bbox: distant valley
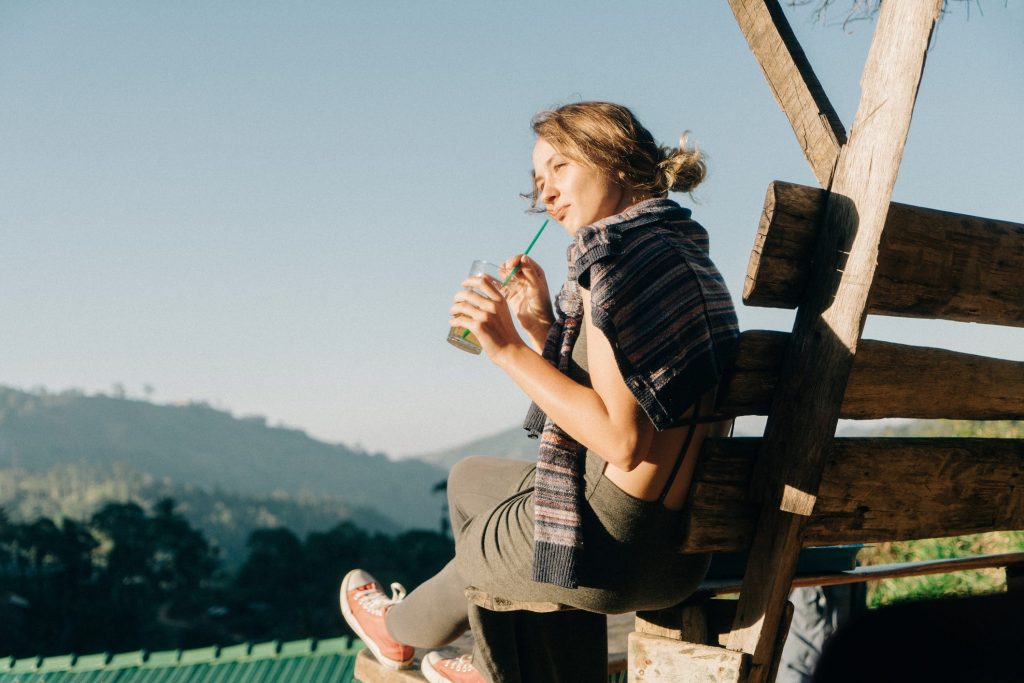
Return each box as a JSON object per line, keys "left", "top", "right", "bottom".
{"left": 0, "top": 386, "right": 452, "bottom": 565}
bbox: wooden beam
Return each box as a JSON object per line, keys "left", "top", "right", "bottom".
{"left": 635, "top": 605, "right": 709, "bottom": 643}
{"left": 745, "top": 182, "right": 1024, "bottom": 327}
{"left": 681, "top": 438, "right": 1024, "bottom": 553}
{"left": 628, "top": 633, "right": 750, "bottom": 682}
{"left": 727, "top": 4, "right": 942, "bottom": 679}
{"left": 718, "top": 330, "right": 1024, "bottom": 420}
{"left": 726, "top": 0, "right": 846, "bottom": 187}
{"left": 695, "top": 553, "right": 1024, "bottom": 596}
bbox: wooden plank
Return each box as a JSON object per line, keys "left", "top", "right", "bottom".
{"left": 354, "top": 651, "right": 423, "bottom": 683}
{"left": 728, "top": 4, "right": 943, "bottom": 680}
{"left": 635, "top": 605, "right": 708, "bottom": 643}
{"left": 628, "top": 633, "right": 749, "bottom": 682}
{"left": 353, "top": 614, "right": 634, "bottom": 682}
{"left": 718, "top": 330, "right": 1024, "bottom": 420}
{"left": 696, "top": 553, "right": 1024, "bottom": 596}
{"left": 745, "top": 181, "right": 1024, "bottom": 327}
{"left": 726, "top": 0, "right": 846, "bottom": 187}
{"left": 680, "top": 438, "right": 1024, "bottom": 553}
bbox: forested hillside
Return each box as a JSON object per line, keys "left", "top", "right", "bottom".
{"left": 0, "top": 387, "right": 448, "bottom": 554}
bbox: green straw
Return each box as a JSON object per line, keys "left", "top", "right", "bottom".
{"left": 461, "top": 219, "right": 549, "bottom": 340}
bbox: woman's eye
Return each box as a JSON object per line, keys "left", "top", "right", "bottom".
{"left": 554, "top": 163, "right": 566, "bottom": 172}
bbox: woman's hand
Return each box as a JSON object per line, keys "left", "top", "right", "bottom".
{"left": 500, "top": 254, "right": 554, "bottom": 351}
{"left": 449, "top": 275, "right": 526, "bottom": 363}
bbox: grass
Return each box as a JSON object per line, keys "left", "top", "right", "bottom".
{"left": 857, "top": 530, "right": 1024, "bottom": 607}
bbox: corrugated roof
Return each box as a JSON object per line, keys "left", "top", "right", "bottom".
{"left": 4, "top": 638, "right": 629, "bottom": 682}
{"left": 0, "top": 637, "right": 362, "bottom": 683}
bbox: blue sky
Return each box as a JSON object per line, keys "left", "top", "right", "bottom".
{"left": 1, "top": 1, "right": 1021, "bottom": 455}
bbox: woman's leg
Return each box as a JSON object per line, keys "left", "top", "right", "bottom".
{"left": 385, "top": 456, "right": 535, "bottom": 649}
{"left": 386, "top": 559, "right": 469, "bottom": 648}
{"left": 447, "top": 455, "right": 535, "bottom": 538}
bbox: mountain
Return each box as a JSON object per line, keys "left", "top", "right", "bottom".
{"left": 0, "top": 386, "right": 448, "bottom": 533}
{"left": 412, "top": 426, "right": 538, "bottom": 470}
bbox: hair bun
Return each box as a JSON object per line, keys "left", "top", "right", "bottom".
{"left": 657, "top": 132, "right": 706, "bottom": 194}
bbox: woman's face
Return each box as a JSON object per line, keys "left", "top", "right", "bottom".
{"left": 532, "top": 138, "right": 629, "bottom": 235}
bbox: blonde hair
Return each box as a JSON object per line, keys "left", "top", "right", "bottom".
{"left": 528, "top": 101, "right": 706, "bottom": 207}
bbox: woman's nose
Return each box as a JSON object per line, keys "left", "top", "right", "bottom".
{"left": 541, "top": 183, "right": 557, "bottom": 207}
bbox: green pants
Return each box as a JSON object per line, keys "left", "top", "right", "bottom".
{"left": 387, "top": 453, "right": 710, "bottom": 682}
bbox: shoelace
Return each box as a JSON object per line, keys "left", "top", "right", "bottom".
{"left": 441, "top": 654, "right": 476, "bottom": 673}
{"left": 354, "top": 582, "right": 407, "bottom": 616}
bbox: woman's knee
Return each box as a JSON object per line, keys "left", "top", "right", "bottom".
{"left": 447, "top": 455, "right": 520, "bottom": 502}
{"left": 448, "top": 455, "right": 487, "bottom": 491}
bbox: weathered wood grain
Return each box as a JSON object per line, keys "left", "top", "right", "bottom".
{"left": 718, "top": 330, "right": 1024, "bottom": 419}
{"left": 635, "top": 605, "right": 709, "bottom": 644}
{"left": 628, "top": 633, "right": 750, "bottom": 682}
{"left": 354, "top": 618, "right": 633, "bottom": 682}
{"left": 745, "top": 182, "right": 1024, "bottom": 327}
{"left": 726, "top": 0, "right": 845, "bottom": 187}
{"left": 680, "top": 438, "right": 1024, "bottom": 553}
{"left": 728, "top": 3, "right": 943, "bottom": 676}
{"left": 354, "top": 651, "right": 424, "bottom": 683}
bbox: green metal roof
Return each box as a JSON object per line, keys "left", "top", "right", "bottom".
{"left": 1, "top": 637, "right": 363, "bottom": 683}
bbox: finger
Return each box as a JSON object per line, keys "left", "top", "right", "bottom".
{"left": 461, "top": 275, "right": 504, "bottom": 297}
{"left": 520, "top": 254, "right": 543, "bottom": 272}
{"left": 513, "top": 256, "right": 541, "bottom": 283}
{"left": 472, "top": 275, "right": 505, "bottom": 302}
{"left": 449, "top": 301, "right": 486, "bottom": 320}
{"left": 462, "top": 289, "right": 498, "bottom": 313}
{"left": 449, "top": 316, "right": 480, "bottom": 335}
{"left": 500, "top": 255, "right": 523, "bottom": 276}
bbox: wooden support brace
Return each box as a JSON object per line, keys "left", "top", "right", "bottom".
{"left": 725, "top": 3, "right": 943, "bottom": 682}
{"left": 727, "top": 0, "right": 846, "bottom": 187}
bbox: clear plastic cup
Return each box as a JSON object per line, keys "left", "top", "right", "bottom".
{"left": 447, "top": 260, "right": 502, "bottom": 354}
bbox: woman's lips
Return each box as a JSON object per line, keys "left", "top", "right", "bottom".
{"left": 551, "top": 205, "right": 569, "bottom": 222}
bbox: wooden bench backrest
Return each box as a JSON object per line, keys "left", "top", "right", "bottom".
{"left": 680, "top": 181, "right": 1024, "bottom": 555}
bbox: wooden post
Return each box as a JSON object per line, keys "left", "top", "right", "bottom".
{"left": 725, "top": 2, "right": 943, "bottom": 682}
{"left": 726, "top": 0, "right": 846, "bottom": 187}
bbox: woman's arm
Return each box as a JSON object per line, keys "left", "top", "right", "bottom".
{"left": 449, "top": 277, "right": 653, "bottom": 471}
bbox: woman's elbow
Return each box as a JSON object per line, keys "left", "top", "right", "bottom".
{"left": 608, "top": 435, "right": 645, "bottom": 472}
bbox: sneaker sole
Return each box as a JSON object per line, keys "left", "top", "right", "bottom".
{"left": 339, "top": 569, "right": 414, "bottom": 670}
{"left": 420, "top": 654, "right": 449, "bottom": 683}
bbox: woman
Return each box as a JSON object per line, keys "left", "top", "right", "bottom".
{"left": 340, "top": 101, "right": 740, "bottom": 683}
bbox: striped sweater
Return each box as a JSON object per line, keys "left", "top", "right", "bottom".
{"left": 528, "top": 197, "right": 740, "bottom": 588}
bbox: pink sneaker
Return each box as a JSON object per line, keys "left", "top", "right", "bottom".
{"left": 339, "top": 569, "right": 414, "bottom": 669}
{"left": 422, "top": 652, "right": 486, "bottom": 683}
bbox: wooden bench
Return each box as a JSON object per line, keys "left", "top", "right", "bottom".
{"left": 617, "top": 177, "right": 1024, "bottom": 681}
{"left": 352, "top": 178, "right": 1024, "bottom": 683}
